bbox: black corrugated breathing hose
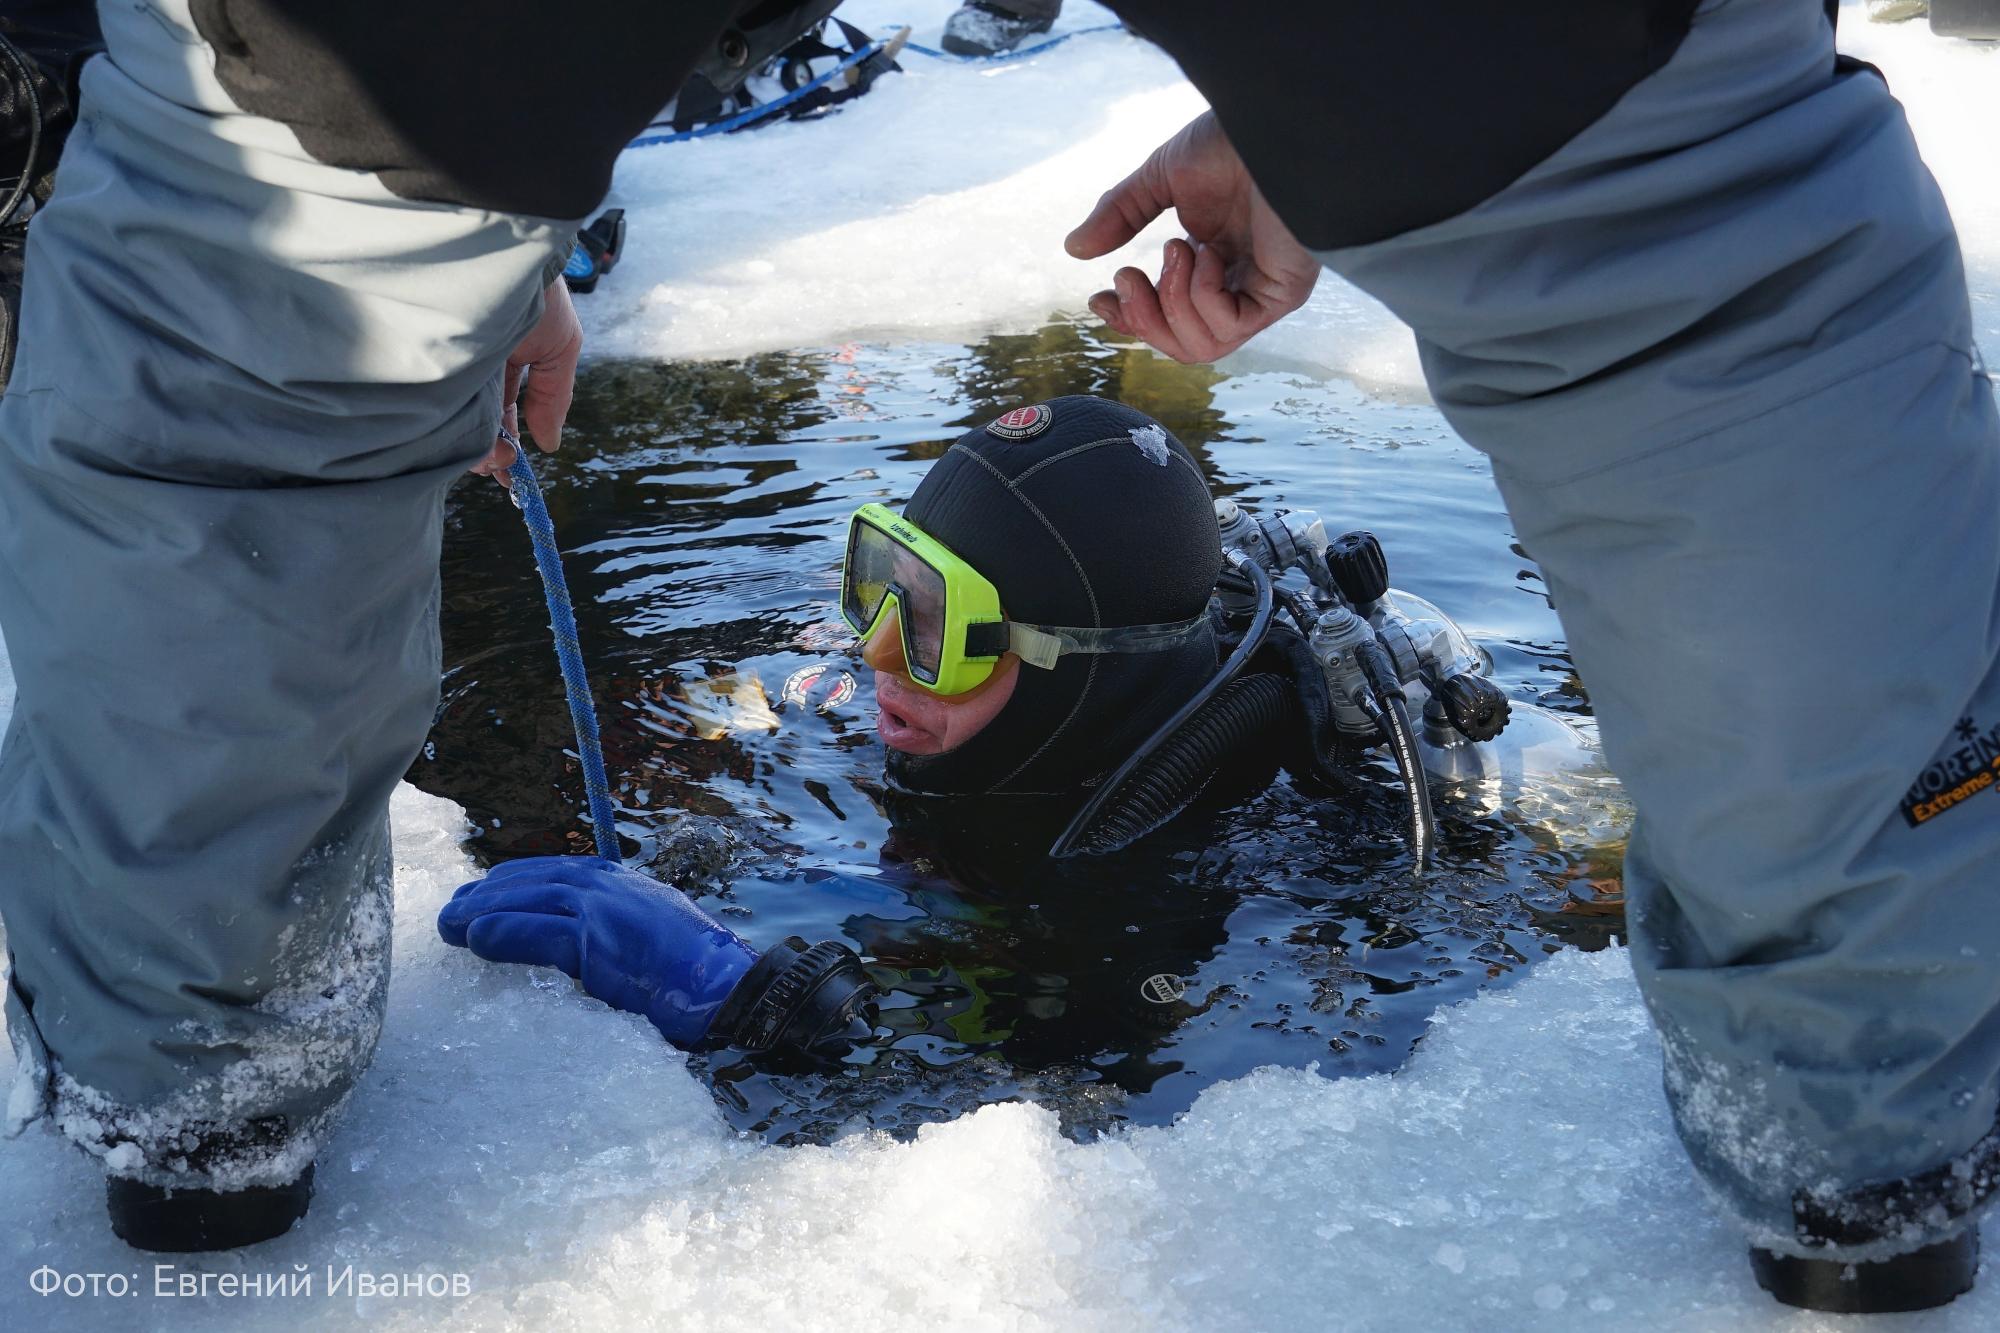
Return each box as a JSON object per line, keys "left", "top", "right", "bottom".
{"left": 1050, "top": 554, "right": 1275, "bottom": 857}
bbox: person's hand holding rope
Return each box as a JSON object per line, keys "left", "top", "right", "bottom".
{"left": 471, "top": 276, "right": 584, "bottom": 487}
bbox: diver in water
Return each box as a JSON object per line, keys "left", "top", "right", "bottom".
{"left": 440, "top": 395, "right": 1590, "bottom": 1065}
{"left": 847, "top": 393, "right": 1551, "bottom": 859}
{"left": 855, "top": 393, "right": 1227, "bottom": 805}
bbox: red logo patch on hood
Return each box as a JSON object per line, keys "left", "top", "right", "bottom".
{"left": 986, "top": 404, "right": 1053, "bottom": 441}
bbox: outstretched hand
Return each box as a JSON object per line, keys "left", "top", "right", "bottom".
{"left": 470, "top": 277, "right": 584, "bottom": 488}
{"left": 1065, "top": 112, "right": 1320, "bottom": 364}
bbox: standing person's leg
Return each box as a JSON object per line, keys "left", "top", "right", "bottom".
{"left": 0, "top": 0, "right": 567, "bottom": 1248}
{"left": 1316, "top": 0, "right": 2000, "bottom": 1305}
{"left": 1489, "top": 334, "right": 2000, "bottom": 1311}
{"left": 1088, "top": 0, "right": 1999, "bottom": 1310}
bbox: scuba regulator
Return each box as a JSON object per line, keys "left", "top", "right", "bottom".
{"left": 1223, "top": 502, "right": 1513, "bottom": 770}
{"left": 1053, "top": 499, "right": 1534, "bottom": 873}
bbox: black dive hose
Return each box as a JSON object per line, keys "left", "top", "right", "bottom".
{"left": 1049, "top": 673, "right": 1296, "bottom": 855}
{"left": 1356, "top": 640, "right": 1434, "bottom": 878}
{"left": 1050, "top": 554, "right": 1276, "bottom": 858}
{"left": 1273, "top": 584, "right": 1324, "bottom": 641}
{"left": 0, "top": 32, "right": 44, "bottom": 229}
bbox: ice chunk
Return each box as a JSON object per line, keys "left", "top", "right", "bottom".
{"left": 1130, "top": 423, "right": 1172, "bottom": 465}
{"left": 675, "top": 670, "right": 781, "bottom": 740}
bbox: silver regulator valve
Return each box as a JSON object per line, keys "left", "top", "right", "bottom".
{"left": 1215, "top": 501, "right": 1511, "bottom": 746}
{"left": 1308, "top": 604, "right": 1384, "bottom": 737}
{"left": 1324, "top": 528, "right": 1511, "bottom": 746}
{"left": 1215, "top": 499, "right": 1330, "bottom": 584}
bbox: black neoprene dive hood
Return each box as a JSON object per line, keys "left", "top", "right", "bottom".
{"left": 885, "top": 395, "right": 1223, "bottom": 797}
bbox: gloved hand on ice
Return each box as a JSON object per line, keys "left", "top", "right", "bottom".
{"left": 437, "top": 855, "right": 758, "bottom": 1047}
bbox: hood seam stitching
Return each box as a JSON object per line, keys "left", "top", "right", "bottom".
{"left": 947, "top": 444, "right": 1103, "bottom": 793}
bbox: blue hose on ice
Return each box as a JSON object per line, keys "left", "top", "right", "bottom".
{"left": 502, "top": 429, "right": 622, "bottom": 862}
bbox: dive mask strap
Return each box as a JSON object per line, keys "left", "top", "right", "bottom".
{"left": 968, "top": 613, "right": 1211, "bottom": 671}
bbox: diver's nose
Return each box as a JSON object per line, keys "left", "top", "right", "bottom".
{"left": 861, "top": 606, "right": 907, "bottom": 674}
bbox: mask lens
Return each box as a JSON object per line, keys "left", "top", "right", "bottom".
{"left": 843, "top": 518, "right": 899, "bottom": 633}
{"left": 893, "top": 548, "right": 948, "bottom": 683}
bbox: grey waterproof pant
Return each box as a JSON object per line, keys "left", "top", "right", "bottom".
{"left": 1321, "top": 0, "right": 2000, "bottom": 1257}
{"left": 0, "top": 1, "right": 568, "bottom": 1187}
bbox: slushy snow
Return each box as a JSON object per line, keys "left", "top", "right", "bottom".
{"left": 4, "top": 2, "right": 1999, "bottom": 1328}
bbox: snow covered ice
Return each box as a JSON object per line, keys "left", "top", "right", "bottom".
{"left": 582, "top": 0, "right": 2000, "bottom": 393}
{"left": 4, "top": 2, "right": 2000, "bottom": 1328}
{"left": 3, "top": 780, "right": 1995, "bottom": 1331}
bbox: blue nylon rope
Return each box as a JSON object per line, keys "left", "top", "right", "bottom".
{"left": 502, "top": 430, "right": 622, "bottom": 863}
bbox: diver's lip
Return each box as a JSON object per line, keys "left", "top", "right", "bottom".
{"left": 874, "top": 673, "right": 947, "bottom": 754}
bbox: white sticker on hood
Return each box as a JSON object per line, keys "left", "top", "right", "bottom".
{"left": 1130, "top": 424, "right": 1171, "bottom": 465}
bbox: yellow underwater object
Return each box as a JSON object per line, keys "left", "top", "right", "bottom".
{"left": 676, "top": 672, "right": 781, "bottom": 741}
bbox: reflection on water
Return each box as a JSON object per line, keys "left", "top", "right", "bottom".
{"left": 411, "top": 319, "right": 1630, "bottom": 1143}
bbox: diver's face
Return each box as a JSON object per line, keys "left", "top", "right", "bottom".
{"left": 863, "top": 606, "right": 1020, "bottom": 755}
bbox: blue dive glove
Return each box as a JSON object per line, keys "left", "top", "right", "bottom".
{"left": 438, "top": 855, "right": 879, "bottom": 1055}
{"left": 438, "top": 855, "right": 758, "bottom": 1047}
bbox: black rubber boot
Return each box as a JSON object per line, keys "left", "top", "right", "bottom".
{"left": 939, "top": 3, "right": 1055, "bottom": 57}
{"left": 1932, "top": 0, "right": 2000, "bottom": 40}
{"left": 1749, "top": 1229, "right": 1980, "bottom": 1314}
{"left": 106, "top": 1165, "right": 314, "bottom": 1252}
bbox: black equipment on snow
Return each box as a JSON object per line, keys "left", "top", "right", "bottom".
{"left": 940, "top": 2, "right": 1057, "bottom": 57}
{"left": 662, "top": 2, "right": 902, "bottom": 135}
{"left": 1931, "top": 0, "right": 2000, "bottom": 38}
{"left": 562, "top": 208, "right": 626, "bottom": 294}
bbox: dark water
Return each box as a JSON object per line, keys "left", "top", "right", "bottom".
{"left": 409, "top": 319, "right": 1627, "bottom": 1143}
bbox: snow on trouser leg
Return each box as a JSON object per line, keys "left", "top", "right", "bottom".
{"left": 0, "top": 384, "right": 445, "bottom": 1197}
{"left": 1297, "top": 0, "right": 2000, "bottom": 1284}
{"left": 0, "top": 0, "right": 569, "bottom": 1241}
{"left": 1492, "top": 351, "right": 2000, "bottom": 1275}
